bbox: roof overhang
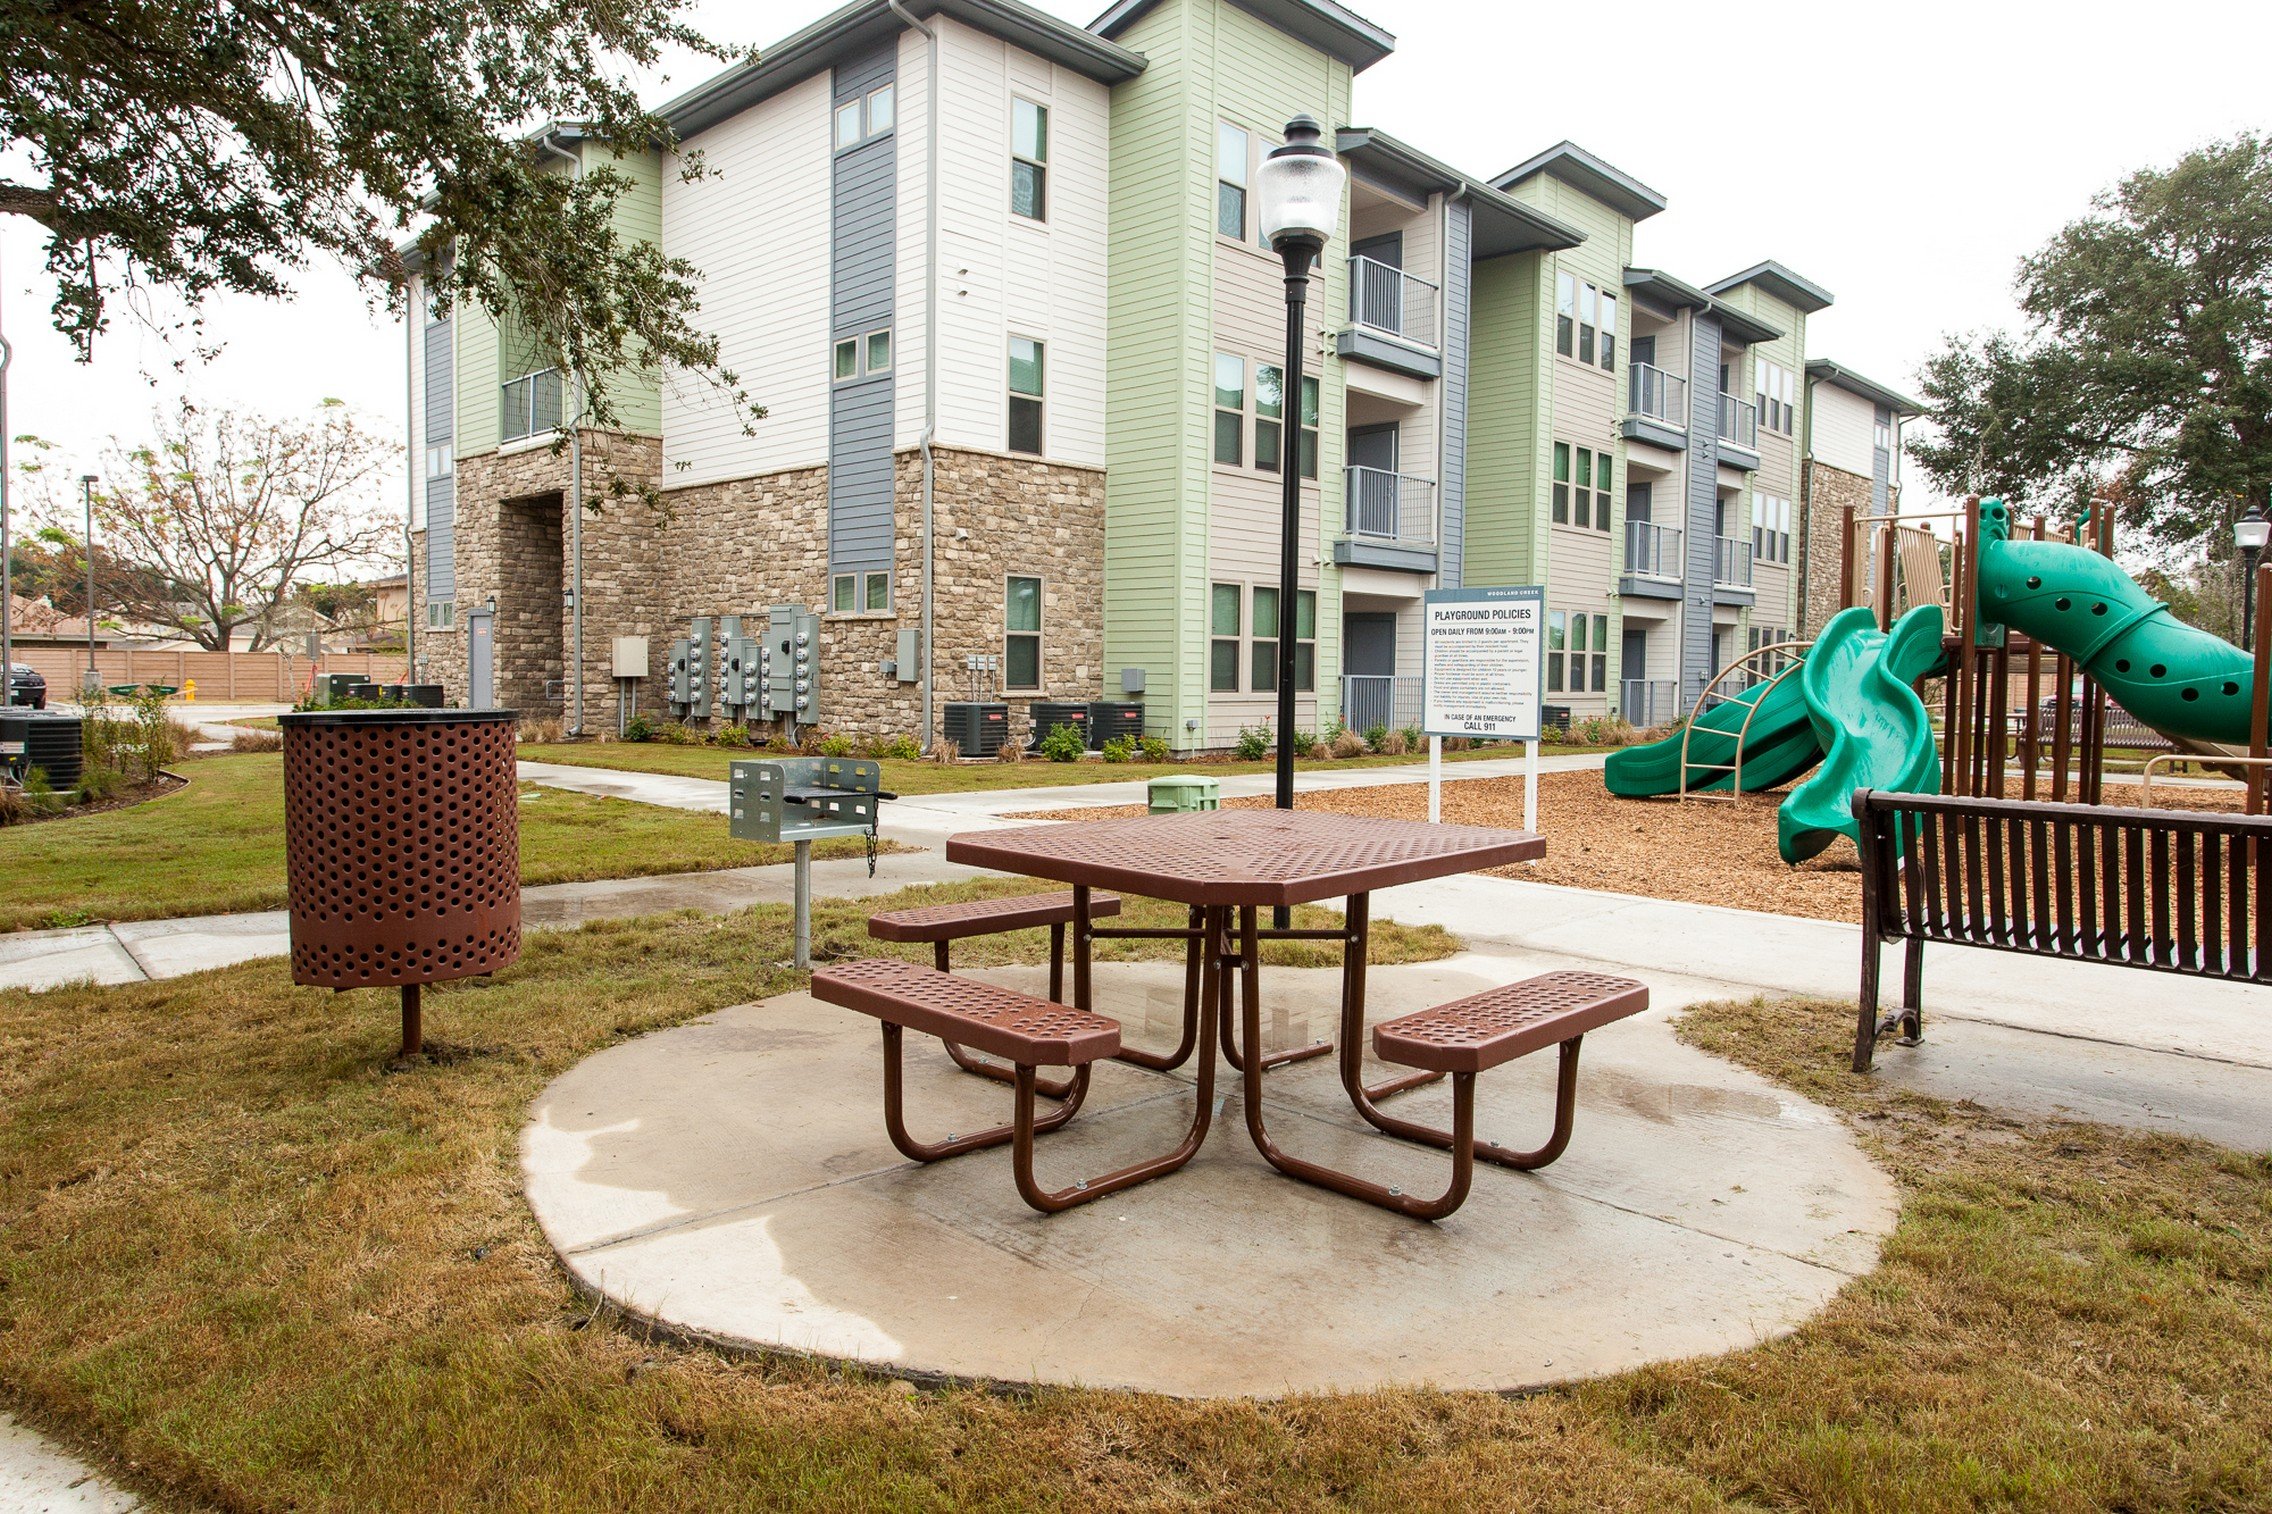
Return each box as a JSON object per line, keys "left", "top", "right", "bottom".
{"left": 1092, "top": 0, "right": 1393, "bottom": 72}
{"left": 1338, "top": 128, "right": 1585, "bottom": 256}
{"left": 1623, "top": 268, "right": 1783, "bottom": 344}
{"left": 1705, "top": 259, "right": 1834, "bottom": 313}
{"left": 1806, "top": 358, "right": 1923, "bottom": 415}
{"left": 1712, "top": 301, "right": 1783, "bottom": 347}
{"left": 1489, "top": 140, "right": 1665, "bottom": 222}
{"left": 667, "top": 0, "right": 1145, "bottom": 139}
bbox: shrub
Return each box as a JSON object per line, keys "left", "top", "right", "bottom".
{"left": 75, "top": 764, "right": 125, "bottom": 805}
{"left": 1039, "top": 722, "right": 1086, "bottom": 763}
{"left": 622, "top": 713, "right": 658, "bottom": 743}
{"left": 1400, "top": 724, "right": 1424, "bottom": 753}
{"left": 1362, "top": 723, "right": 1391, "bottom": 754}
{"left": 517, "top": 716, "right": 566, "bottom": 745}
{"left": 996, "top": 735, "right": 1028, "bottom": 764}
{"left": 1566, "top": 714, "right": 1638, "bottom": 748}
{"left": 932, "top": 738, "right": 961, "bottom": 764}
{"left": 230, "top": 726, "right": 283, "bottom": 753}
{"left": 1330, "top": 727, "right": 1365, "bottom": 759}
{"left": 657, "top": 721, "right": 706, "bottom": 746}
{"left": 1379, "top": 727, "right": 1409, "bottom": 756}
{"left": 19, "top": 766, "right": 62, "bottom": 815}
{"left": 1233, "top": 723, "right": 1272, "bottom": 761}
{"left": 818, "top": 733, "right": 855, "bottom": 758}
{"left": 1100, "top": 735, "right": 1136, "bottom": 764}
{"left": 1291, "top": 729, "right": 1319, "bottom": 760}
{"left": 866, "top": 734, "right": 922, "bottom": 762}
{"left": 1139, "top": 735, "right": 1170, "bottom": 763}
{"left": 709, "top": 724, "right": 753, "bottom": 748}
{"left": 0, "top": 786, "right": 26, "bottom": 827}
{"left": 1319, "top": 720, "right": 1346, "bottom": 751}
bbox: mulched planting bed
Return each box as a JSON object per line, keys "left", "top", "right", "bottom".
{"left": 1011, "top": 771, "right": 2251, "bottom": 926}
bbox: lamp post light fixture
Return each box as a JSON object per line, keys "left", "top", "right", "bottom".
{"left": 80, "top": 474, "right": 99, "bottom": 689}
{"left": 2238, "top": 502, "right": 2270, "bottom": 646}
{"left": 1256, "top": 116, "right": 1345, "bottom": 821}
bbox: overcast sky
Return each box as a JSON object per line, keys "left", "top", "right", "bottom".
{"left": 5, "top": 0, "right": 2269, "bottom": 546}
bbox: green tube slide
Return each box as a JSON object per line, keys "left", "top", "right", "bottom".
{"left": 1971, "top": 497, "right": 2256, "bottom": 746}
{"left": 1776, "top": 605, "right": 1947, "bottom": 864}
{"left": 1602, "top": 673, "right": 1824, "bottom": 797}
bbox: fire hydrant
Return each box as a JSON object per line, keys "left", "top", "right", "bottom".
{"left": 183, "top": 679, "right": 198, "bottom": 702}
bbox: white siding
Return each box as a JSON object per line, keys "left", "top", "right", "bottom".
{"left": 923, "top": 17, "right": 1109, "bottom": 468}
{"left": 662, "top": 72, "right": 835, "bottom": 487}
{"left": 1809, "top": 379, "right": 1876, "bottom": 476}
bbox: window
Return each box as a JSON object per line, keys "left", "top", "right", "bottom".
{"left": 834, "top": 328, "right": 890, "bottom": 383}
{"left": 1553, "top": 443, "right": 1610, "bottom": 531}
{"left": 1297, "top": 376, "right": 1319, "bottom": 480}
{"left": 832, "top": 574, "right": 856, "bottom": 613}
{"left": 1556, "top": 272, "right": 1576, "bottom": 357}
{"left": 1005, "top": 576, "right": 1042, "bottom": 689}
{"left": 837, "top": 86, "right": 894, "bottom": 151}
{"left": 835, "top": 100, "right": 862, "bottom": 150}
{"left": 1748, "top": 623, "right": 1793, "bottom": 681}
{"left": 1217, "top": 122, "right": 1249, "bottom": 239}
{"left": 1755, "top": 360, "right": 1796, "bottom": 435}
{"left": 867, "top": 84, "right": 894, "bottom": 135}
{"left": 1598, "top": 289, "right": 1617, "bottom": 371}
{"left": 1874, "top": 414, "right": 1893, "bottom": 452}
{"left": 831, "top": 569, "right": 896, "bottom": 616}
{"left": 834, "top": 338, "right": 859, "bottom": 382}
{"left": 1007, "top": 337, "right": 1044, "bottom": 454}
{"left": 1293, "top": 588, "right": 1317, "bottom": 691}
{"left": 1254, "top": 363, "right": 1283, "bottom": 473}
{"left": 1752, "top": 492, "right": 1792, "bottom": 564}
{"left": 1248, "top": 586, "right": 1317, "bottom": 693}
{"left": 866, "top": 571, "right": 891, "bottom": 612}
{"left": 1210, "top": 584, "right": 1242, "bottom": 691}
{"left": 425, "top": 600, "right": 454, "bottom": 631}
{"left": 1555, "top": 273, "right": 1615, "bottom": 371}
{"left": 1577, "top": 282, "right": 1596, "bottom": 365}
{"left": 424, "top": 443, "right": 453, "bottom": 479}
{"left": 1212, "top": 354, "right": 1245, "bottom": 466}
{"left": 1547, "top": 611, "right": 1608, "bottom": 694}
{"left": 865, "top": 328, "right": 892, "bottom": 374}
{"left": 1011, "top": 99, "right": 1048, "bottom": 221}
{"left": 422, "top": 281, "right": 448, "bottom": 326}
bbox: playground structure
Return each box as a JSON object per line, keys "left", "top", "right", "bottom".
{"left": 1604, "top": 494, "right": 2272, "bottom": 860}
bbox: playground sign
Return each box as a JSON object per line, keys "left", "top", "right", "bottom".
{"left": 1420, "top": 585, "right": 1545, "bottom": 831}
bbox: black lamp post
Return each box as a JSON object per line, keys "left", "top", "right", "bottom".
{"left": 2238, "top": 503, "right": 2269, "bottom": 645}
{"left": 1255, "top": 115, "right": 1346, "bottom": 832}
{"left": 80, "top": 474, "right": 98, "bottom": 689}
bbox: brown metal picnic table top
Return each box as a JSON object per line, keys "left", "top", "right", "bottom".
{"left": 945, "top": 808, "right": 1545, "bottom": 907}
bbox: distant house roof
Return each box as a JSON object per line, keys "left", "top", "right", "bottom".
{"left": 1806, "top": 358, "right": 1923, "bottom": 415}
{"left": 3, "top": 595, "right": 99, "bottom": 644}
{"left": 664, "top": 0, "right": 1146, "bottom": 139}
{"left": 1705, "top": 259, "right": 1834, "bottom": 313}
{"left": 1092, "top": 0, "right": 1394, "bottom": 72}
{"left": 1622, "top": 268, "right": 1784, "bottom": 346}
{"left": 1490, "top": 141, "right": 1666, "bottom": 223}
{"left": 1337, "top": 128, "right": 1585, "bottom": 256}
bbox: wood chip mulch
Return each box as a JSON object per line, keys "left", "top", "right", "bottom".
{"left": 1006, "top": 770, "right": 2249, "bottom": 927}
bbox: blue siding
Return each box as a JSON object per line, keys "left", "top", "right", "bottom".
{"left": 829, "top": 41, "right": 897, "bottom": 578}
{"left": 1680, "top": 315, "right": 1724, "bottom": 702}
{"left": 1871, "top": 403, "right": 1892, "bottom": 515}
{"left": 1438, "top": 200, "right": 1472, "bottom": 590}
{"left": 422, "top": 310, "right": 456, "bottom": 602}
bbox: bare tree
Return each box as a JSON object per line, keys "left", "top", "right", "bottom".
{"left": 67, "top": 400, "right": 399, "bottom": 651}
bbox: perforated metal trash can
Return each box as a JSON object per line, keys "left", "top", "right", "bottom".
{"left": 1147, "top": 775, "right": 1220, "bottom": 813}
{"left": 279, "top": 707, "right": 521, "bottom": 1054}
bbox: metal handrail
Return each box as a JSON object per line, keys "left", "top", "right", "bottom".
{"left": 1675, "top": 639, "right": 1813, "bottom": 801}
{"left": 2139, "top": 752, "right": 2272, "bottom": 808}
{"left": 1716, "top": 392, "right": 1758, "bottom": 450}
{"left": 1346, "top": 256, "right": 1440, "bottom": 347}
{"left": 1342, "top": 466, "right": 1437, "bottom": 546}
{"left": 1624, "top": 520, "right": 1682, "bottom": 579}
{"left": 1627, "top": 362, "right": 1687, "bottom": 426}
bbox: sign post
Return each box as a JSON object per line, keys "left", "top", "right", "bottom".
{"left": 1422, "top": 586, "right": 1546, "bottom": 833}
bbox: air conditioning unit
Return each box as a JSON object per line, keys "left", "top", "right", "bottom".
{"left": 1025, "top": 701, "right": 1092, "bottom": 751}
{"left": 943, "top": 702, "right": 1009, "bottom": 757}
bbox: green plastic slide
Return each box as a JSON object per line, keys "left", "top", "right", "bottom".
{"left": 1776, "top": 605, "right": 1947, "bottom": 864}
{"left": 1601, "top": 673, "right": 1824, "bottom": 797}
{"left": 1971, "top": 497, "right": 2257, "bottom": 745}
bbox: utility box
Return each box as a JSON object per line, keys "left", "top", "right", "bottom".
{"left": 670, "top": 618, "right": 714, "bottom": 721}
{"left": 1089, "top": 701, "right": 1145, "bottom": 747}
{"left": 1026, "top": 701, "right": 1091, "bottom": 752}
{"left": 894, "top": 627, "right": 920, "bottom": 684}
{"left": 758, "top": 605, "right": 820, "bottom": 725}
{"left": 943, "top": 702, "right": 1009, "bottom": 757}
{"left": 728, "top": 757, "right": 881, "bottom": 844}
{"left": 717, "top": 616, "right": 754, "bottom": 719}
{"left": 1148, "top": 775, "right": 1220, "bottom": 813}
{"left": 611, "top": 636, "right": 649, "bottom": 680}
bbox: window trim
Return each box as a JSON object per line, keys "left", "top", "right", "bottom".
{"left": 1246, "top": 585, "right": 1317, "bottom": 695}
{"left": 1212, "top": 352, "right": 1245, "bottom": 468}
{"left": 1210, "top": 582, "right": 1242, "bottom": 692}
{"left": 864, "top": 327, "right": 892, "bottom": 375}
{"left": 1552, "top": 440, "right": 1611, "bottom": 532}
{"left": 1004, "top": 573, "right": 1044, "bottom": 691}
{"left": 1545, "top": 609, "right": 1608, "bottom": 695}
{"left": 1216, "top": 120, "right": 1251, "bottom": 242}
{"left": 1007, "top": 334, "right": 1045, "bottom": 456}
{"left": 425, "top": 599, "right": 456, "bottom": 632}
{"left": 1010, "top": 97, "right": 1049, "bottom": 223}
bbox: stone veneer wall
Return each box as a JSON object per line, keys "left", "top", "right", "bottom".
{"left": 1799, "top": 458, "right": 1879, "bottom": 637}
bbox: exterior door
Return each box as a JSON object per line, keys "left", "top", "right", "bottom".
{"left": 467, "top": 608, "right": 495, "bottom": 709}
{"left": 1343, "top": 612, "right": 1400, "bottom": 731}
{"left": 1347, "top": 425, "right": 1400, "bottom": 538}
{"left": 1621, "top": 627, "right": 1651, "bottom": 724}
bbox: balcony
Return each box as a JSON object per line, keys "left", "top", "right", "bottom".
{"left": 1621, "top": 362, "right": 1689, "bottom": 450}
{"left": 1713, "top": 536, "right": 1755, "bottom": 601}
{"left": 1335, "top": 256, "right": 1442, "bottom": 379}
{"left": 1619, "top": 520, "right": 1684, "bottom": 600}
{"left": 1342, "top": 674, "right": 1421, "bottom": 735}
{"left": 1333, "top": 466, "right": 1438, "bottom": 573}
{"left": 1715, "top": 392, "right": 1760, "bottom": 468}
{"left": 501, "top": 368, "right": 565, "bottom": 444}
{"left": 1620, "top": 678, "right": 1681, "bottom": 730}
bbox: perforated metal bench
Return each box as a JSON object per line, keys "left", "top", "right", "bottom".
{"left": 867, "top": 891, "right": 1122, "bottom": 1098}
{"left": 1313, "top": 970, "right": 1650, "bottom": 1220}
{"left": 813, "top": 957, "right": 1212, "bottom": 1213}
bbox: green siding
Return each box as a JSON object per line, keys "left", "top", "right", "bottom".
{"left": 590, "top": 143, "right": 665, "bottom": 439}
{"left": 1463, "top": 252, "right": 1548, "bottom": 587}
{"left": 456, "top": 300, "right": 500, "bottom": 459}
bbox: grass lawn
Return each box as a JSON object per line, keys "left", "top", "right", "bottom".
{"left": 0, "top": 752, "right": 876, "bottom": 932}
{"left": 0, "top": 892, "right": 2263, "bottom": 1511}
{"left": 518, "top": 738, "right": 1610, "bottom": 795}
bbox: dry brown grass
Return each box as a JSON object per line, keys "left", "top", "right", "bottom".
{"left": 0, "top": 896, "right": 2265, "bottom": 1511}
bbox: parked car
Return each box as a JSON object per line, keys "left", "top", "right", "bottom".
{"left": 6, "top": 663, "right": 45, "bottom": 710}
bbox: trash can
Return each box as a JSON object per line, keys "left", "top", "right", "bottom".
{"left": 278, "top": 707, "right": 521, "bottom": 1055}
{"left": 1147, "top": 775, "right": 1220, "bottom": 814}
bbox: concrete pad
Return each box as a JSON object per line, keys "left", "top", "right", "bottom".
{"left": 0, "top": 928, "right": 144, "bottom": 993}
{"left": 516, "top": 761, "right": 728, "bottom": 814}
{"left": 524, "top": 960, "right": 1895, "bottom": 1396}
{"left": 108, "top": 911, "right": 289, "bottom": 979}
{"left": 0, "top": 1415, "right": 140, "bottom": 1512}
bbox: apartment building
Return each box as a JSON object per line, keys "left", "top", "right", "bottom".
{"left": 404, "top": 0, "right": 1916, "bottom": 748}
{"left": 1797, "top": 360, "right": 1923, "bottom": 635}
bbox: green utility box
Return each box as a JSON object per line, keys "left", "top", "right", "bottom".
{"left": 1147, "top": 775, "right": 1220, "bottom": 814}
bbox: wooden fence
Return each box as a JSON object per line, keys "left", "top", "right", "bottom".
{"left": 11, "top": 646, "right": 408, "bottom": 703}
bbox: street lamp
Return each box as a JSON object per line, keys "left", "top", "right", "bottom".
{"left": 1255, "top": 114, "right": 1345, "bottom": 830}
{"left": 2237, "top": 503, "right": 2269, "bottom": 645}
{"left": 80, "top": 474, "right": 98, "bottom": 690}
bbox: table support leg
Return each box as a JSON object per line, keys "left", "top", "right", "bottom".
{"left": 792, "top": 839, "right": 813, "bottom": 970}
{"left": 880, "top": 1023, "right": 1092, "bottom": 1163}
{"left": 936, "top": 938, "right": 1075, "bottom": 1099}
{"left": 1218, "top": 904, "right": 1332, "bottom": 1072}
{"left": 1338, "top": 894, "right": 1443, "bottom": 1101}
{"left": 1108, "top": 905, "right": 1204, "bottom": 1072}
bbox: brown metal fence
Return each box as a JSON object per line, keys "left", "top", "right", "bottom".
{"left": 12, "top": 646, "right": 407, "bottom": 702}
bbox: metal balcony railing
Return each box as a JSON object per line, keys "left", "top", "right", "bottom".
{"left": 1620, "top": 678, "right": 1680, "bottom": 729}
{"left": 1346, "top": 256, "right": 1440, "bottom": 349}
{"left": 1342, "top": 466, "right": 1438, "bottom": 549}
{"left": 1624, "top": 520, "right": 1683, "bottom": 580}
{"left": 1716, "top": 392, "right": 1758, "bottom": 451}
{"left": 1627, "top": 362, "right": 1687, "bottom": 427}
{"left": 1341, "top": 675, "right": 1421, "bottom": 735}
{"left": 1713, "top": 535, "right": 1754, "bottom": 588}
{"left": 500, "top": 368, "right": 565, "bottom": 443}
